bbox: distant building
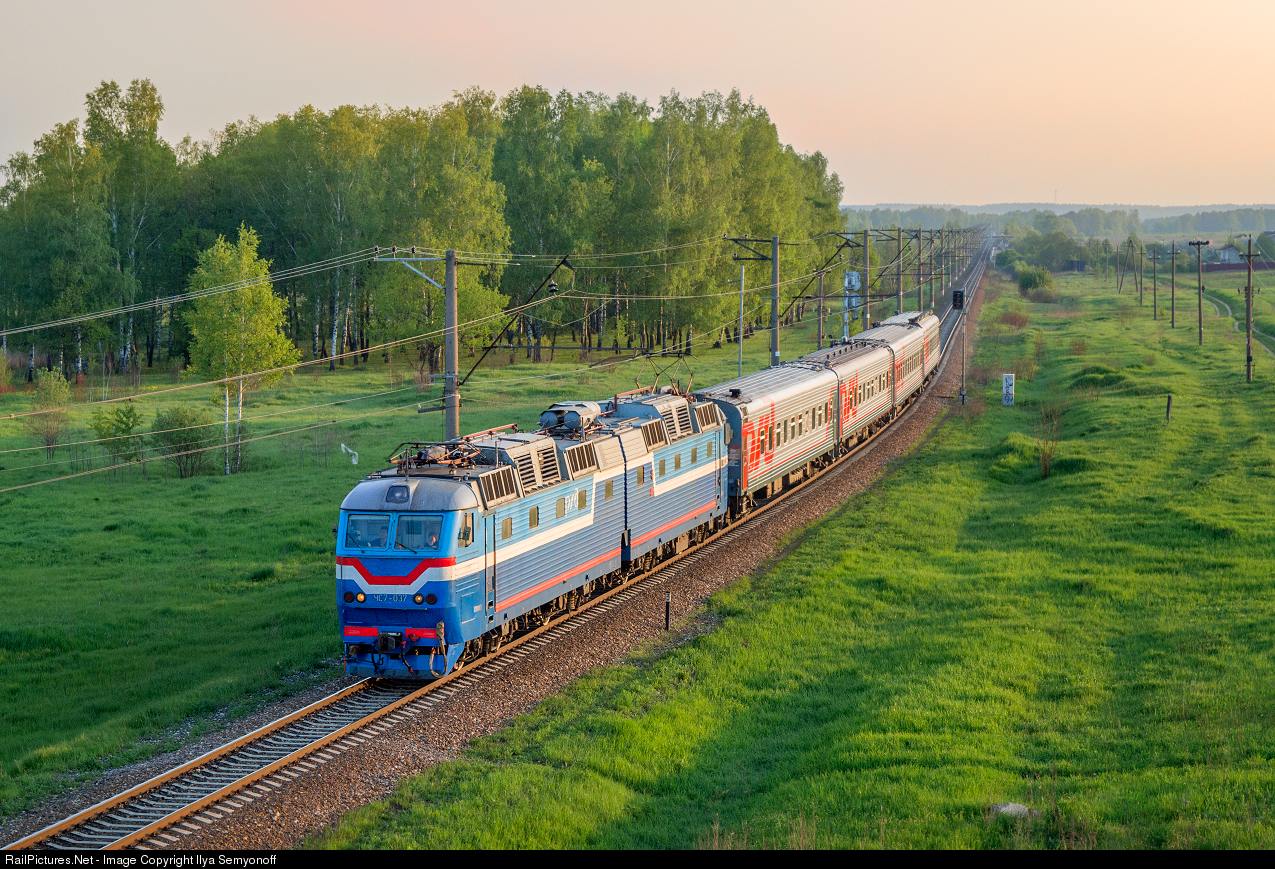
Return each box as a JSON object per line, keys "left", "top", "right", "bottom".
{"left": 1217, "top": 243, "right": 1244, "bottom": 264}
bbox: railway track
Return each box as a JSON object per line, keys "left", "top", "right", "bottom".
{"left": 7, "top": 245, "right": 991, "bottom": 853}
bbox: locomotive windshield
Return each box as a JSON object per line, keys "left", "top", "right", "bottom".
{"left": 345, "top": 514, "right": 390, "bottom": 549}
{"left": 395, "top": 515, "right": 444, "bottom": 552}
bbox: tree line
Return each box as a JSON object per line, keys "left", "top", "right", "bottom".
{"left": 0, "top": 80, "right": 846, "bottom": 385}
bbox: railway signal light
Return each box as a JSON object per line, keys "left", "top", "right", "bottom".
{"left": 953, "top": 289, "right": 965, "bottom": 309}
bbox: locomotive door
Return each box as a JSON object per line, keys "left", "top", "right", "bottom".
{"left": 484, "top": 514, "right": 497, "bottom": 622}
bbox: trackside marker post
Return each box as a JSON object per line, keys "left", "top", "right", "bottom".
{"left": 1002, "top": 374, "right": 1015, "bottom": 406}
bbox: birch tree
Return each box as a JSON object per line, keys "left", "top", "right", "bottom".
{"left": 187, "top": 226, "right": 298, "bottom": 474}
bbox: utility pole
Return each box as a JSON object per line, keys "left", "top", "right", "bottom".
{"left": 726, "top": 236, "right": 772, "bottom": 378}
{"left": 1171, "top": 241, "right": 1177, "bottom": 328}
{"left": 738, "top": 261, "right": 745, "bottom": 376}
{"left": 1241, "top": 236, "right": 1258, "bottom": 382}
{"left": 896, "top": 227, "right": 904, "bottom": 314}
{"left": 1190, "top": 239, "right": 1209, "bottom": 346}
{"left": 444, "top": 249, "right": 460, "bottom": 440}
{"left": 939, "top": 228, "right": 946, "bottom": 297}
{"left": 928, "top": 231, "right": 936, "bottom": 309}
{"left": 1150, "top": 246, "right": 1158, "bottom": 320}
{"left": 817, "top": 270, "right": 825, "bottom": 350}
{"left": 771, "top": 235, "right": 780, "bottom": 366}
{"left": 863, "top": 229, "right": 872, "bottom": 330}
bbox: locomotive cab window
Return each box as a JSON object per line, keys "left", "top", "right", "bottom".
{"left": 458, "top": 512, "right": 474, "bottom": 547}
{"left": 345, "top": 514, "right": 390, "bottom": 550}
{"left": 396, "top": 515, "right": 443, "bottom": 551}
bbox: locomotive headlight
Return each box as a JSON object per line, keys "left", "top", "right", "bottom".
{"left": 344, "top": 592, "right": 355, "bottom": 603}
{"left": 355, "top": 592, "right": 366, "bottom": 603}
{"left": 413, "top": 593, "right": 424, "bottom": 605}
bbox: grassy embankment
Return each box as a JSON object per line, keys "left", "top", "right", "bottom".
{"left": 314, "top": 273, "right": 1275, "bottom": 849}
{"left": 0, "top": 317, "right": 838, "bottom": 819}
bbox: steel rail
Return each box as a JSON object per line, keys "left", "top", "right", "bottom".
{"left": 8, "top": 243, "right": 990, "bottom": 853}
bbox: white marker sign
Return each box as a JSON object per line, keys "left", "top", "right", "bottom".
{"left": 1002, "top": 374, "right": 1015, "bottom": 406}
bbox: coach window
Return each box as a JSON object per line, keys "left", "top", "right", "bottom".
{"left": 556, "top": 497, "right": 567, "bottom": 519}
{"left": 528, "top": 506, "right": 539, "bottom": 529}
{"left": 659, "top": 459, "right": 666, "bottom": 477}
{"left": 578, "top": 489, "right": 587, "bottom": 510}
{"left": 675, "top": 453, "right": 682, "bottom": 471}
{"left": 605, "top": 480, "right": 614, "bottom": 499}
{"left": 501, "top": 517, "right": 512, "bottom": 540}
{"left": 768, "top": 426, "right": 774, "bottom": 450}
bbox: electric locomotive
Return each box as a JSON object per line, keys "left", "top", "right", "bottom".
{"left": 335, "top": 390, "right": 728, "bottom": 678}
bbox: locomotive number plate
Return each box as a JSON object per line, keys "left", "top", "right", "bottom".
{"left": 371, "top": 594, "right": 410, "bottom": 603}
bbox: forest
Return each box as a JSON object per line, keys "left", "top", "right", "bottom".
{"left": 0, "top": 80, "right": 846, "bottom": 384}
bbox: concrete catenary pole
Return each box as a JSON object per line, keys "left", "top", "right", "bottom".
{"left": 1247, "top": 236, "right": 1255, "bottom": 382}
{"left": 444, "top": 248, "right": 460, "bottom": 440}
{"left": 1171, "top": 241, "right": 1176, "bottom": 328}
{"left": 770, "top": 236, "right": 780, "bottom": 366}
{"left": 863, "top": 229, "right": 872, "bottom": 330}
{"left": 896, "top": 227, "right": 904, "bottom": 314}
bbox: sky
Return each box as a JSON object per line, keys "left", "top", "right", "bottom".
{"left": 2, "top": 0, "right": 1273, "bottom": 207}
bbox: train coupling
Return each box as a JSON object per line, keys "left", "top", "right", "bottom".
{"left": 375, "top": 631, "right": 404, "bottom": 654}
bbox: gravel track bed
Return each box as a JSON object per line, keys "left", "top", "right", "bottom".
{"left": 0, "top": 674, "right": 365, "bottom": 847}
{"left": 6, "top": 272, "right": 987, "bottom": 851}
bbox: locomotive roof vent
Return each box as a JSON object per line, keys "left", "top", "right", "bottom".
{"left": 729, "top": 388, "right": 742, "bottom": 398}
{"left": 539, "top": 401, "right": 601, "bottom": 431}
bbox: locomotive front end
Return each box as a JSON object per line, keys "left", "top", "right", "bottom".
{"left": 336, "top": 473, "right": 483, "bottom": 679}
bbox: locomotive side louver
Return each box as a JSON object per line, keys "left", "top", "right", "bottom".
{"left": 563, "top": 442, "right": 599, "bottom": 478}
{"left": 640, "top": 419, "right": 667, "bottom": 450}
{"left": 536, "top": 445, "right": 561, "bottom": 485}
{"left": 675, "top": 403, "right": 693, "bottom": 437}
{"left": 693, "top": 403, "right": 720, "bottom": 431}
{"left": 658, "top": 407, "right": 678, "bottom": 441}
{"left": 512, "top": 454, "right": 537, "bottom": 491}
{"left": 478, "top": 466, "right": 520, "bottom": 508}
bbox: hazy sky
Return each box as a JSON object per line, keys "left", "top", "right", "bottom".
{"left": 3, "top": 0, "right": 1272, "bottom": 206}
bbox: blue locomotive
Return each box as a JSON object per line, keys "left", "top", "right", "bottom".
{"left": 336, "top": 311, "right": 940, "bottom": 678}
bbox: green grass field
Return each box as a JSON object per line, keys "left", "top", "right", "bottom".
{"left": 311, "top": 273, "right": 1275, "bottom": 849}
{"left": 0, "top": 313, "right": 835, "bottom": 818}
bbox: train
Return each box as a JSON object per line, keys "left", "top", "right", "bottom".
{"left": 334, "top": 310, "right": 942, "bottom": 678}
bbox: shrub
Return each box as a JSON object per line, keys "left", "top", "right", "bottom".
{"left": 91, "top": 401, "right": 145, "bottom": 465}
{"left": 151, "top": 405, "right": 213, "bottom": 478}
{"left": 24, "top": 370, "right": 72, "bottom": 459}
{"left": 1017, "top": 266, "right": 1058, "bottom": 302}
{"left": 1070, "top": 339, "right": 1087, "bottom": 356}
{"left": 998, "top": 310, "right": 1030, "bottom": 330}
